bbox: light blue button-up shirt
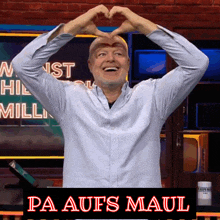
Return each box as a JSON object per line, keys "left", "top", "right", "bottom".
{"left": 12, "top": 25, "right": 209, "bottom": 191}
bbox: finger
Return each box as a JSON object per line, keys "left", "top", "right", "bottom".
{"left": 95, "top": 5, "right": 110, "bottom": 19}
{"left": 109, "top": 6, "right": 121, "bottom": 19}
{"left": 109, "top": 6, "right": 129, "bottom": 19}
{"left": 110, "top": 27, "right": 123, "bottom": 37}
{"left": 101, "top": 5, "right": 110, "bottom": 19}
{"left": 94, "top": 29, "right": 110, "bottom": 38}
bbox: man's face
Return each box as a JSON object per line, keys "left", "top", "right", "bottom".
{"left": 88, "top": 36, "right": 130, "bottom": 89}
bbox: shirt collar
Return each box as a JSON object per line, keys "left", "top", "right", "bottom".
{"left": 91, "top": 81, "right": 132, "bottom": 110}
{"left": 91, "top": 81, "right": 130, "bottom": 97}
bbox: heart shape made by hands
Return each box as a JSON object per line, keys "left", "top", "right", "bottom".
{"left": 80, "top": 5, "right": 138, "bottom": 37}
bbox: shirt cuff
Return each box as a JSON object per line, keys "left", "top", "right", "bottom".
{"left": 48, "top": 23, "right": 74, "bottom": 40}
{"left": 147, "top": 25, "right": 174, "bottom": 39}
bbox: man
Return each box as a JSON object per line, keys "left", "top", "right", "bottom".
{"left": 12, "top": 5, "right": 209, "bottom": 189}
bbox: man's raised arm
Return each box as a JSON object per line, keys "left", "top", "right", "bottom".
{"left": 110, "top": 6, "right": 209, "bottom": 120}
{"left": 48, "top": 5, "right": 110, "bottom": 42}
{"left": 12, "top": 5, "right": 109, "bottom": 123}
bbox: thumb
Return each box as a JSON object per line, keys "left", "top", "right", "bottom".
{"left": 110, "top": 20, "right": 136, "bottom": 37}
{"left": 110, "top": 27, "right": 123, "bottom": 37}
{"left": 94, "top": 29, "right": 110, "bottom": 38}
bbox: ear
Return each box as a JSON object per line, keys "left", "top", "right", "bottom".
{"left": 126, "top": 57, "right": 130, "bottom": 73}
{"left": 127, "top": 57, "right": 130, "bottom": 65}
{"left": 88, "top": 59, "right": 92, "bottom": 73}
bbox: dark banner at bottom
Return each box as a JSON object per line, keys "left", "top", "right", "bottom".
{"left": 23, "top": 188, "right": 196, "bottom": 219}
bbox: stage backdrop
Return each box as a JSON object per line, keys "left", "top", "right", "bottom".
{"left": 0, "top": 32, "right": 97, "bottom": 168}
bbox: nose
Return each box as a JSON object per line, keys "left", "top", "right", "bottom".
{"left": 106, "top": 52, "right": 115, "bottom": 62}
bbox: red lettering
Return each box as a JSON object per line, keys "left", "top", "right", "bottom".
{"left": 51, "top": 62, "right": 63, "bottom": 78}
{"left": 106, "top": 196, "right": 119, "bottom": 212}
{"left": 63, "top": 62, "right": 75, "bottom": 78}
{"left": 32, "top": 103, "right": 43, "bottom": 118}
{"left": 93, "top": 196, "right": 106, "bottom": 212}
{"left": 0, "top": 103, "right": 14, "bottom": 118}
{"left": 125, "top": 196, "right": 146, "bottom": 212}
{"left": 27, "top": 196, "right": 41, "bottom": 212}
{"left": 0, "top": 62, "right": 13, "bottom": 77}
{"left": 176, "top": 196, "right": 190, "bottom": 212}
{"left": 39, "top": 196, "right": 58, "bottom": 212}
{"left": 22, "top": 84, "right": 31, "bottom": 95}
{"left": 162, "top": 196, "right": 176, "bottom": 212}
{"left": 61, "top": 196, "right": 80, "bottom": 212}
{"left": 22, "top": 103, "right": 32, "bottom": 119}
{"left": 85, "top": 80, "right": 93, "bottom": 89}
{"left": 1, "top": 80, "right": 14, "bottom": 95}
{"left": 78, "top": 196, "right": 93, "bottom": 212}
{"left": 74, "top": 80, "right": 84, "bottom": 85}
{"left": 43, "top": 62, "right": 51, "bottom": 74}
{"left": 145, "top": 196, "right": 163, "bottom": 212}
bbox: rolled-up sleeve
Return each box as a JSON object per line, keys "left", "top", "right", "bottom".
{"left": 12, "top": 24, "right": 74, "bottom": 123}
{"left": 147, "top": 25, "right": 209, "bottom": 120}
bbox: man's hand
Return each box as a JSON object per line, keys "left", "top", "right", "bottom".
{"left": 48, "top": 5, "right": 158, "bottom": 43}
{"left": 79, "top": 21, "right": 109, "bottom": 37}
{"left": 109, "top": 6, "right": 158, "bottom": 36}
{"left": 67, "top": 5, "right": 109, "bottom": 35}
{"left": 52, "top": 5, "right": 110, "bottom": 40}
{"left": 110, "top": 20, "right": 136, "bottom": 37}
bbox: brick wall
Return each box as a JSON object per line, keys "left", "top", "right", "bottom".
{"left": 0, "top": 0, "right": 220, "bottom": 29}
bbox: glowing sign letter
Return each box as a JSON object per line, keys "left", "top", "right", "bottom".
{"left": 27, "top": 196, "right": 41, "bottom": 212}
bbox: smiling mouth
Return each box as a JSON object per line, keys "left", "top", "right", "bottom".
{"left": 103, "top": 67, "right": 119, "bottom": 72}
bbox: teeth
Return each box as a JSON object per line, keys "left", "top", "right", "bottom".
{"left": 104, "top": 67, "right": 118, "bottom": 71}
